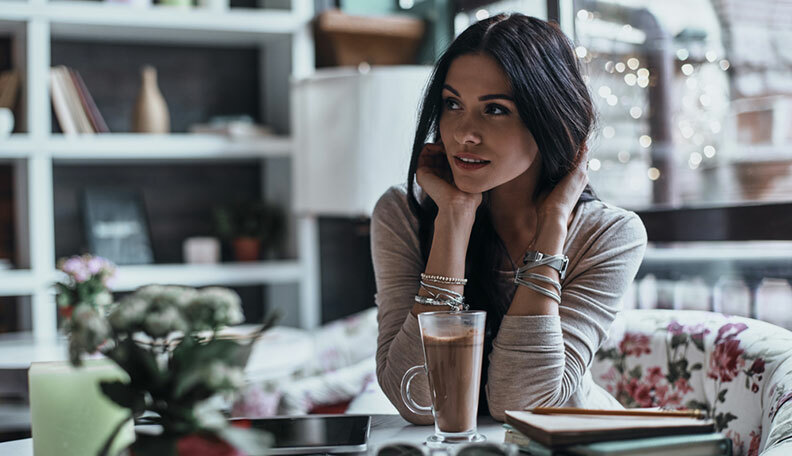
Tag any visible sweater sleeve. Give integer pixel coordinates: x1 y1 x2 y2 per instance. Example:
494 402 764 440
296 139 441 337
370 187 435 425
486 211 647 421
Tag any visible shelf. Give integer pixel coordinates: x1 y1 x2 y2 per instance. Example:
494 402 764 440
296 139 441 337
0 2 304 45
49 133 293 162
0 270 37 296
0 135 35 159
1 134 293 162
107 260 303 292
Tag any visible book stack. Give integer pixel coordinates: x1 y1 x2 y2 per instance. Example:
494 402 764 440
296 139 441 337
0 70 20 110
504 410 732 456
49 65 110 135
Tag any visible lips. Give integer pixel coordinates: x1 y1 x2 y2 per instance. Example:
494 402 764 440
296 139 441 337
453 154 491 171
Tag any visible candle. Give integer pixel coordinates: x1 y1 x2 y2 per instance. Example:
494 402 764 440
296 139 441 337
28 359 135 456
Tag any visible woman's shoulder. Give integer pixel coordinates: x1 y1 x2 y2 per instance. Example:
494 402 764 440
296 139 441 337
575 199 647 246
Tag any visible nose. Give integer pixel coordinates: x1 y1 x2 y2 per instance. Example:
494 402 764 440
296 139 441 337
452 113 482 146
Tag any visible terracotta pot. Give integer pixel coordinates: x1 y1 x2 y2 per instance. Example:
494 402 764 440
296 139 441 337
232 237 261 262
132 66 170 133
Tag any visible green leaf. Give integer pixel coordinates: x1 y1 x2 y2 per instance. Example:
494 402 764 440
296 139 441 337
107 338 163 392
715 412 738 432
628 365 642 379
99 380 146 414
670 334 687 350
718 389 728 403
692 335 706 352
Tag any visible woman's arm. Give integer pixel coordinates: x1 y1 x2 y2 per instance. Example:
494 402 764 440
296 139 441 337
372 187 478 425
486 212 648 420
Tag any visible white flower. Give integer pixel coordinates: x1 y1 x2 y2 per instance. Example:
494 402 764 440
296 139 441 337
108 296 149 333
143 305 188 339
185 287 244 330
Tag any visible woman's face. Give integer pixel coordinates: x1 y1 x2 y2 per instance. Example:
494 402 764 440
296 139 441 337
438 53 539 194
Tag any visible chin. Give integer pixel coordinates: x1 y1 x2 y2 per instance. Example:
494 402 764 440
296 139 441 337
453 176 493 194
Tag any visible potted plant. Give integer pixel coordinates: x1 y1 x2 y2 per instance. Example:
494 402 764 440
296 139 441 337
213 201 285 262
63 281 277 456
55 254 116 321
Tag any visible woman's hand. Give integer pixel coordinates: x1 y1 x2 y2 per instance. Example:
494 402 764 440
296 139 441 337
416 143 482 217
536 144 589 229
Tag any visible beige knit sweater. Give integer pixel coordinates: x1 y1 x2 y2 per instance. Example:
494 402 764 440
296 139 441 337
371 185 647 424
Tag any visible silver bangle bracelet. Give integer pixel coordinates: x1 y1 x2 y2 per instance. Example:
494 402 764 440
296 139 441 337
516 272 562 293
514 277 562 304
414 295 469 311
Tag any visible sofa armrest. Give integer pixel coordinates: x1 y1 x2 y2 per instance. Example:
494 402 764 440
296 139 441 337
761 357 792 454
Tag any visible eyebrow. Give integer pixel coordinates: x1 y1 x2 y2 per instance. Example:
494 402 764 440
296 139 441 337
443 84 514 102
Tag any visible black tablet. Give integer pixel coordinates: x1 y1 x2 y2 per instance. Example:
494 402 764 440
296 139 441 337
230 415 371 455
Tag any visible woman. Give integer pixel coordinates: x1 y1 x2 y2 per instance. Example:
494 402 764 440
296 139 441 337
371 13 647 424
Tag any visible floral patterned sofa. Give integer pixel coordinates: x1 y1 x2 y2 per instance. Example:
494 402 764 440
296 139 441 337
591 309 792 456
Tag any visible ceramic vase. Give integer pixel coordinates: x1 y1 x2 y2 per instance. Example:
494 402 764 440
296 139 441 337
132 66 170 133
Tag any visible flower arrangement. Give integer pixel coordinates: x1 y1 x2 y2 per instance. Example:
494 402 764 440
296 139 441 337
57 258 274 455
55 254 116 317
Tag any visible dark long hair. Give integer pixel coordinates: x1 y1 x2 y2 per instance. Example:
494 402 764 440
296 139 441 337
406 14 597 337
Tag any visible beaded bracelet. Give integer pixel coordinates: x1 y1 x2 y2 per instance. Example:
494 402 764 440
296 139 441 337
420 273 468 285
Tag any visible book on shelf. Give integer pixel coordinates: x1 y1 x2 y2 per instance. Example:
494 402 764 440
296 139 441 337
504 410 715 448
504 424 732 456
0 70 20 109
49 65 110 135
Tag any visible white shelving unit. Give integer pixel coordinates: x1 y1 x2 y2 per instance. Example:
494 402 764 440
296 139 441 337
0 0 320 342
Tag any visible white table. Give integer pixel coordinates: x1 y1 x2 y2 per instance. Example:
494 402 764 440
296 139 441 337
0 414 507 455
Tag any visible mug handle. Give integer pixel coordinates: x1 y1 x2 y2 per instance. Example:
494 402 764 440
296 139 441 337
400 365 433 416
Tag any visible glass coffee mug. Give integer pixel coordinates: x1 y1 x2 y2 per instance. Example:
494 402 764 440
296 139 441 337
400 311 487 445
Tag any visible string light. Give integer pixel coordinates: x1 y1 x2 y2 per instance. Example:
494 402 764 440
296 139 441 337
603 126 615 138
627 58 640 70
605 61 615 72
475 9 490 20
637 77 649 88
636 68 649 78
639 135 652 148
647 167 661 181
689 152 703 169
699 94 711 107
607 94 618 106
598 86 612 97
681 64 695 76
618 150 631 163
624 73 637 86
706 50 718 62
710 121 722 133
719 59 730 71
575 46 588 58
629 107 643 119
676 49 690 60
703 145 716 157
588 158 601 171
615 62 626 73
577 9 589 21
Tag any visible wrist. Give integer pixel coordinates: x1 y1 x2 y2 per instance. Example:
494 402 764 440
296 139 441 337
436 205 477 230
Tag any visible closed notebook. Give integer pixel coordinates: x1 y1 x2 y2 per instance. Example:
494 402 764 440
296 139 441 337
504 426 731 456
504 410 715 448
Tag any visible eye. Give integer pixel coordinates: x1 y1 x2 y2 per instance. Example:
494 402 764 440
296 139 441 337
443 97 461 111
485 103 510 116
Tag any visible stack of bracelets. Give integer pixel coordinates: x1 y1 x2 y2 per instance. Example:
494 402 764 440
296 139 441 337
513 250 568 304
415 273 469 311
